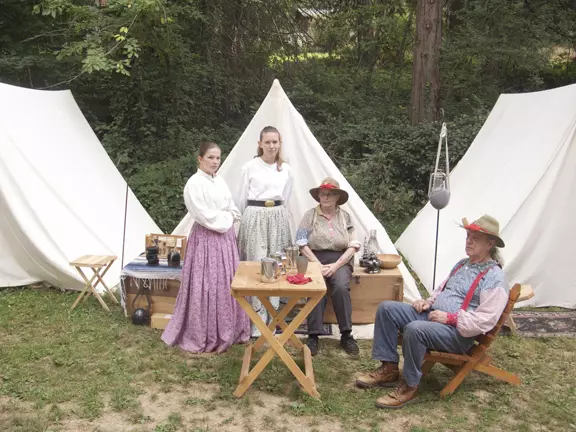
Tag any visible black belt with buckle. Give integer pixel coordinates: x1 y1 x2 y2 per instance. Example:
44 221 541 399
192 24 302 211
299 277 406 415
247 200 283 208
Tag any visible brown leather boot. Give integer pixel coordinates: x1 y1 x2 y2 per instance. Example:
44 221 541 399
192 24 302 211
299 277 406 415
355 362 400 388
375 381 418 409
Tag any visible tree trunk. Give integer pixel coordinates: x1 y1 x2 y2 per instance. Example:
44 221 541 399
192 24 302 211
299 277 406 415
356 0 374 67
388 11 413 100
409 0 442 125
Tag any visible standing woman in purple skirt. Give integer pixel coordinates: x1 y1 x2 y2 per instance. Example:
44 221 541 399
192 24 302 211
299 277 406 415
161 140 250 353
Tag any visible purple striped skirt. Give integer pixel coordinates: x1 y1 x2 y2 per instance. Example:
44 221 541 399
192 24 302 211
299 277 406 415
161 223 250 353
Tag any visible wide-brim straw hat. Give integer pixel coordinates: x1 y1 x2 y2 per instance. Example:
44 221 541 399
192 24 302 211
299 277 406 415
309 177 349 206
460 214 505 248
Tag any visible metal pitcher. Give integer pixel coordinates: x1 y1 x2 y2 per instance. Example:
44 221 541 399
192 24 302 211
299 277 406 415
284 245 300 271
269 252 283 263
260 257 279 283
269 252 285 275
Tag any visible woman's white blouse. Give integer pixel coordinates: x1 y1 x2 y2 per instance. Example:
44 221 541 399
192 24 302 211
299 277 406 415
184 169 241 233
236 157 293 213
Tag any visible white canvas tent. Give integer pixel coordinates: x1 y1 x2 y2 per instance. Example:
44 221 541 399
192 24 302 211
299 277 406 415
173 79 421 303
396 83 576 309
0 82 161 291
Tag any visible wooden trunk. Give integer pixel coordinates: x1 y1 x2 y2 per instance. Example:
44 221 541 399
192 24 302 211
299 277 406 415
124 265 403 327
323 266 403 324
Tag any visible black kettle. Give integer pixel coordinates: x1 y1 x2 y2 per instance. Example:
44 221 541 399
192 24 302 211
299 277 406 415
131 286 152 326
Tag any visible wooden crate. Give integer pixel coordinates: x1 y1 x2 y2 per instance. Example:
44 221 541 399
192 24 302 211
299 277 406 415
123 276 179 317
145 233 187 260
323 266 403 324
151 313 173 330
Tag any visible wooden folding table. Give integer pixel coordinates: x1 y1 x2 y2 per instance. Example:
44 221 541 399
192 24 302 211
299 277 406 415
230 261 327 399
69 254 118 312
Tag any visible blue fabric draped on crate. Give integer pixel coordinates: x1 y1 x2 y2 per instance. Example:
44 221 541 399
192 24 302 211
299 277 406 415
122 255 182 280
119 254 182 316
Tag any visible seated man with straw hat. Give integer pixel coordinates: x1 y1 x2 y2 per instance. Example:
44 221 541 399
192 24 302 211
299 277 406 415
356 215 508 408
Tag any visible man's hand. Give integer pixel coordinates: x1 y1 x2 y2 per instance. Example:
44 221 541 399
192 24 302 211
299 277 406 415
412 299 431 313
321 263 339 278
428 310 448 324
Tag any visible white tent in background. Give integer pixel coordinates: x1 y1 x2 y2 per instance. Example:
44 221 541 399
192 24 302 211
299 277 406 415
396 84 576 309
0 82 161 291
173 79 421 303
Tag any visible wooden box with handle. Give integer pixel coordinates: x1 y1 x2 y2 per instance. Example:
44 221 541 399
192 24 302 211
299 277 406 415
323 266 403 324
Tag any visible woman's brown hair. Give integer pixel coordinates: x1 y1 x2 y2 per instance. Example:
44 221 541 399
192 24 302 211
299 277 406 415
257 126 284 171
198 140 220 157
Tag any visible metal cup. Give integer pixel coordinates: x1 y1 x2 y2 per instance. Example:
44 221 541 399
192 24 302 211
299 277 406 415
296 256 308 275
284 246 300 271
260 257 279 283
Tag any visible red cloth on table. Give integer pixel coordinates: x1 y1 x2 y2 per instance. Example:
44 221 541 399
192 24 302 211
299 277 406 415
286 274 312 284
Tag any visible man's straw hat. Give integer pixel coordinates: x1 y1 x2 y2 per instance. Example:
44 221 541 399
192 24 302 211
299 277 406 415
460 214 505 248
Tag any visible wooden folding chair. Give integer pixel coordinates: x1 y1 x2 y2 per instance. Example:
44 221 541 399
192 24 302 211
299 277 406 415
400 284 522 398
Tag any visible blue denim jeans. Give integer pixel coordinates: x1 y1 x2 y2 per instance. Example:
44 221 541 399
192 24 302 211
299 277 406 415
372 301 475 387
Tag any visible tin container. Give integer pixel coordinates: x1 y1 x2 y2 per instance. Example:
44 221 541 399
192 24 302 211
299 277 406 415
260 257 279 283
284 245 300 272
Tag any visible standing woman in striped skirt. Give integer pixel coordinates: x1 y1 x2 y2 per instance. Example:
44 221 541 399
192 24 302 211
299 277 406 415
236 126 293 337
161 140 250 353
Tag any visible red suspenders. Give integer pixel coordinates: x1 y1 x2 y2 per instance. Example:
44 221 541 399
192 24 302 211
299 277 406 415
441 261 498 311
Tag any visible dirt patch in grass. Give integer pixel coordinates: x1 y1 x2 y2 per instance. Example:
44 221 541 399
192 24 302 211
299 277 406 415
0 384 347 432
2 287 576 432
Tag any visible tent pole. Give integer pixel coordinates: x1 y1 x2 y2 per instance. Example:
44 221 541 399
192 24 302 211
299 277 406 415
120 182 129 269
432 209 440 290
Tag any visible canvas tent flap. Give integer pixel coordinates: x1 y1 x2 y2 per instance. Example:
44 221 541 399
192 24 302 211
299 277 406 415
395 83 576 308
173 79 421 302
0 82 161 290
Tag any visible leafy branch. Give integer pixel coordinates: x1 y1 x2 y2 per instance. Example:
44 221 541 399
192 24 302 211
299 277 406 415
31 0 175 77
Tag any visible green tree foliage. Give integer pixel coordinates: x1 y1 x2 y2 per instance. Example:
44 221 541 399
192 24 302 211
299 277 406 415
1 0 575 235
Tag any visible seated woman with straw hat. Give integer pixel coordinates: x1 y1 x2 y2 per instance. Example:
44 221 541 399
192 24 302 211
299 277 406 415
295 177 362 356
355 214 508 409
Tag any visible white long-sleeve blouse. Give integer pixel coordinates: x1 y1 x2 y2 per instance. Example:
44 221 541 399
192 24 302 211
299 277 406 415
235 157 293 214
184 169 241 233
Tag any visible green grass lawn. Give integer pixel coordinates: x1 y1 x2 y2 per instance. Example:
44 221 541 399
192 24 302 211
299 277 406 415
1 286 575 432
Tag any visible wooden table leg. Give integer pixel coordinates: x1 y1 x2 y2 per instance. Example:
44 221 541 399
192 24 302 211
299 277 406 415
505 316 518 334
232 293 323 399
91 260 118 304
70 267 99 311
74 266 111 312
238 345 253 385
253 296 303 351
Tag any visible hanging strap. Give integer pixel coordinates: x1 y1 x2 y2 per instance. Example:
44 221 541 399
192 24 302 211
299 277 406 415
338 210 350 246
441 261 498 311
132 284 152 312
310 207 319 239
440 261 466 291
460 265 497 310
312 207 318 227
